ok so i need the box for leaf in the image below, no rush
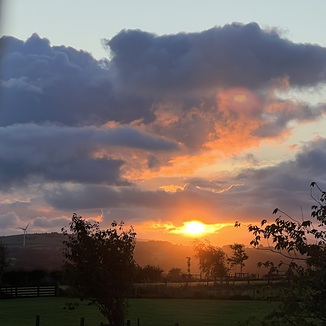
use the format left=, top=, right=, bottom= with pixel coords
left=301, top=220, right=312, bottom=227
left=272, top=208, right=279, bottom=214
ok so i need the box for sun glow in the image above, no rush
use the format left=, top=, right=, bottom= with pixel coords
left=148, top=220, right=234, bottom=241
left=182, top=220, right=206, bottom=235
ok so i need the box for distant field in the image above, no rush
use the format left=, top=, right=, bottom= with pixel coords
left=0, top=297, right=277, bottom=326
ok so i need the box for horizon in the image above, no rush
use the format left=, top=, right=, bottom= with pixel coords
left=0, top=1, right=326, bottom=248
left=0, top=231, right=288, bottom=276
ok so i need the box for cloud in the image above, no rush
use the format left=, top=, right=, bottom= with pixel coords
left=0, top=123, right=179, bottom=188
left=0, top=33, right=155, bottom=127
left=295, top=138, right=326, bottom=174
left=32, top=216, right=70, bottom=229
left=0, top=212, right=20, bottom=229
left=1, top=24, right=326, bottom=240
left=106, top=23, right=326, bottom=93
left=44, top=185, right=173, bottom=211
left=1, top=27, right=326, bottom=159
left=44, top=137, right=326, bottom=220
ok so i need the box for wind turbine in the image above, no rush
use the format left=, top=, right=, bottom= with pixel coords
left=19, top=223, right=30, bottom=246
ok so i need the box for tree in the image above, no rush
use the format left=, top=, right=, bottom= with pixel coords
left=62, top=214, right=136, bottom=326
left=135, top=265, right=164, bottom=283
left=238, top=182, right=326, bottom=325
left=167, top=268, right=182, bottom=282
left=0, top=241, right=8, bottom=284
left=194, top=240, right=229, bottom=283
left=228, top=243, right=248, bottom=275
left=186, top=256, right=191, bottom=284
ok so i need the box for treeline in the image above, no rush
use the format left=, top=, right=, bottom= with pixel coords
left=0, top=265, right=190, bottom=286
left=135, top=265, right=191, bottom=283
left=1, top=269, right=62, bottom=286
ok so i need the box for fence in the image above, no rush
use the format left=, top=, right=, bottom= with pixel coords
left=0, top=284, right=58, bottom=298
left=33, top=315, right=140, bottom=326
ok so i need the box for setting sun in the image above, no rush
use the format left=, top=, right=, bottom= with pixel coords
left=152, top=220, right=234, bottom=240
left=182, top=221, right=206, bottom=235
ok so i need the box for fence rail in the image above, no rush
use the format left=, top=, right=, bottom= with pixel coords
left=0, top=285, right=58, bottom=298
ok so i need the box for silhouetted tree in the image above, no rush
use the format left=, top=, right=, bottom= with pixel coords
left=0, top=241, right=8, bottom=284
left=167, top=268, right=182, bottom=282
left=186, top=256, right=191, bottom=284
left=135, top=265, right=164, bottom=283
left=194, top=240, right=229, bottom=283
left=228, top=243, right=248, bottom=275
left=62, top=214, right=136, bottom=326
left=238, top=182, right=326, bottom=325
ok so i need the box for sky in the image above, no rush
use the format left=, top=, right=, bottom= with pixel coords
left=1, top=0, right=326, bottom=246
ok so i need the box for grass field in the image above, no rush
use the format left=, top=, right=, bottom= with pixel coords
left=0, top=297, right=278, bottom=326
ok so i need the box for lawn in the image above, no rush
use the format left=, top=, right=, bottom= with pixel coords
left=0, top=297, right=278, bottom=326
left=128, top=299, right=277, bottom=326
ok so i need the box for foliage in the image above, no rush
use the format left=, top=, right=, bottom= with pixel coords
left=228, top=243, right=248, bottom=274
left=135, top=264, right=164, bottom=283
left=62, top=213, right=136, bottom=326
left=1, top=269, right=62, bottom=286
left=193, top=240, right=229, bottom=282
left=186, top=256, right=192, bottom=283
left=2, top=269, right=46, bottom=286
left=166, top=268, right=183, bottom=282
left=237, top=182, right=326, bottom=325
left=0, top=241, right=8, bottom=284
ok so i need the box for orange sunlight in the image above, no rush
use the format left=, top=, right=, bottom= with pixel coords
left=181, top=220, right=206, bottom=235
left=168, top=220, right=233, bottom=237
left=135, top=219, right=249, bottom=246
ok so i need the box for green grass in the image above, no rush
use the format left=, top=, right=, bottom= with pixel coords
left=0, top=297, right=278, bottom=326
left=128, top=299, right=277, bottom=326
left=0, top=297, right=104, bottom=326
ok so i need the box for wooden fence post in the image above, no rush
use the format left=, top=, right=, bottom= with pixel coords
left=35, top=315, right=40, bottom=326
left=80, top=317, right=85, bottom=326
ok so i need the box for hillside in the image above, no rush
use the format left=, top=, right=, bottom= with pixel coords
left=0, top=233, right=294, bottom=276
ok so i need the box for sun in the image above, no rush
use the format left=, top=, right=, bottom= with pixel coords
left=182, top=220, right=206, bottom=235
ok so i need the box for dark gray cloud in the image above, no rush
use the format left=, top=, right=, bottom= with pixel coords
left=44, top=178, right=214, bottom=213
left=0, top=33, right=155, bottom=126
left=252, top=101, right=326, bottom=138
left=44, top=185, right=173, bottom=211
left=2, top=24, right=326, bottom=133
left=106, top=23, right=326, bottom=93
left=295, top=139, right=326, bottom=174
left=0, top=123, right=179, bottom=188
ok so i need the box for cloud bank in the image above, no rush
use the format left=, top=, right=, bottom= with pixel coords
left=1, top=23, right=326, bottom=243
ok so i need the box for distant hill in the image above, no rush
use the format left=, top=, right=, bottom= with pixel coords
left=0, top=233, right=296, bottom=276
left=1, top=233, right=65, bottom=271
left=0, top=233, right=196, bottom=273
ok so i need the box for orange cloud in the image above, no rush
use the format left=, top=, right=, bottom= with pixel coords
left=217, top=87, right=261, bottom=115
left=159, top=184, right=187, bottom=192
